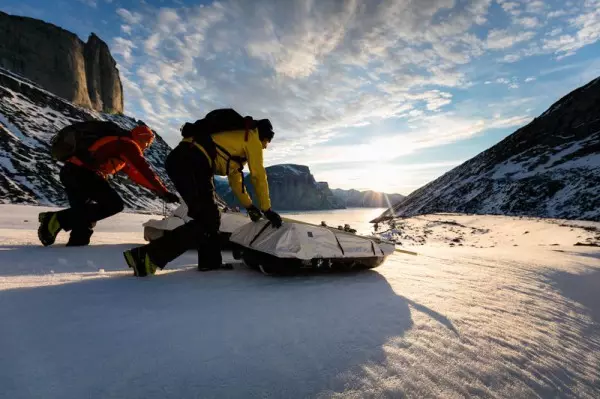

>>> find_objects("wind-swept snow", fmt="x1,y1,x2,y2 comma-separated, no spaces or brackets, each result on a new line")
0,205,599,398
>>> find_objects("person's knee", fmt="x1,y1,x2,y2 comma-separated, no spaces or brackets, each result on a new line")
106,195,124,215
188,207,220,232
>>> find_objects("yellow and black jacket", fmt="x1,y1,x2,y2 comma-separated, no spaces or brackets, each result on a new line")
183,128,271,211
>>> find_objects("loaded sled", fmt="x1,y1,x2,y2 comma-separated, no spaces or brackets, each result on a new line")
142,204,396,275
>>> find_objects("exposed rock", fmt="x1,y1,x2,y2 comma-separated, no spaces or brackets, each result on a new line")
216,164,346,210
332,188,405,208
0,11,123,114
84,33,124,114
373,76,600,222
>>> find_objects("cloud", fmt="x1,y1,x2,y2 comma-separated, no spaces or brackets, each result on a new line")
283,112,530,169
525,77,536,82
516,17,540,28
116,8,143,25
486,29,535,49
77,0,97,8
112,1,498,152
112,37,136,64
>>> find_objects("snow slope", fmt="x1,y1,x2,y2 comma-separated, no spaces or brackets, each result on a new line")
1,204,599,398
376,76,600,222
0,68,191,214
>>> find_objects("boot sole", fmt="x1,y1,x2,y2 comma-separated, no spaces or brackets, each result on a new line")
38,213,56,247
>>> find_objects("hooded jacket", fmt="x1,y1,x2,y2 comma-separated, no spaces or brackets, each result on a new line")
183,128,272,211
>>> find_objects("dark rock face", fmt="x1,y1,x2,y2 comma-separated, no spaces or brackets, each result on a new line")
0,68,230,213
84,33,124,114
0,12,123,114
332,188,405,208
216,164,346,211
374,76,600,222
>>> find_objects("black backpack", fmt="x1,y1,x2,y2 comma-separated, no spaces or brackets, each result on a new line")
180,108,256,140
50,120,132,163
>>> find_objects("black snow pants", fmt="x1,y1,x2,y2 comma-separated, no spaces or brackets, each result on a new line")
56,162,124,245
144,141,222,269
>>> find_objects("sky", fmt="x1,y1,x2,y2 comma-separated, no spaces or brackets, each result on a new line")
2,0,600,195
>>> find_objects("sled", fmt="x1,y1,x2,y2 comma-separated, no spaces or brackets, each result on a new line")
142,204,398,275
142,204,249,249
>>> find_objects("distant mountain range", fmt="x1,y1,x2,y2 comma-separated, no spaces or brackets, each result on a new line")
374,75,600,222
331,188,404,208
215,164,405,210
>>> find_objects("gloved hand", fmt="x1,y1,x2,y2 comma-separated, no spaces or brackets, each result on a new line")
161,192,180,204
264,208,282,228
246,205,262,222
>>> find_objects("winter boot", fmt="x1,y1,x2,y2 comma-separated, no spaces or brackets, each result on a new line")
38,212,62,246
123,246,159,277
66,228,93,247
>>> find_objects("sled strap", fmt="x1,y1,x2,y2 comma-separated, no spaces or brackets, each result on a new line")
249,222,272,246
334,234,345,255
370,241,377,256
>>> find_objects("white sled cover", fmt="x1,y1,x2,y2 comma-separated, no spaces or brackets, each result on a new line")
229,220,395,260
142,203,250,241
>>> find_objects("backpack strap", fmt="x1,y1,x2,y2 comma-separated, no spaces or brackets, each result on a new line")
213,142,248,193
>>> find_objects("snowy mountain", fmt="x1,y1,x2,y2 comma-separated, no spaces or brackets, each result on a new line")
332,188,405,208
374,76,600,222
216,164,346,210
0,67,204,214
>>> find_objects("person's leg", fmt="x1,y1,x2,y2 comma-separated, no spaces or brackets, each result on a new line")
38,163,92,246
124,143,221,276
54,163,124,246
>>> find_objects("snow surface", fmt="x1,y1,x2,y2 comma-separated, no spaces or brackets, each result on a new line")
1,205,599,398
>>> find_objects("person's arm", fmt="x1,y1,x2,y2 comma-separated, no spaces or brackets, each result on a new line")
117,139,169,195
245,132,271,211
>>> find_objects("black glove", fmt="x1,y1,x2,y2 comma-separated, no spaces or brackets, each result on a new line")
161,192,180,204
246,205,262,222
264,209,282,228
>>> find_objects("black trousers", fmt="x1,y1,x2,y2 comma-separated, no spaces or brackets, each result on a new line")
144,142,222,269
56,163,124,243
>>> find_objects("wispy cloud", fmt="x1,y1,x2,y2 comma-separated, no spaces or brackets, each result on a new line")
77,0,97,8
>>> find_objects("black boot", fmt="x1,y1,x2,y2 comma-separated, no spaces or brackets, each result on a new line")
66,228,93,247
123,246,159,277
38,212,62,246
197,231,227,271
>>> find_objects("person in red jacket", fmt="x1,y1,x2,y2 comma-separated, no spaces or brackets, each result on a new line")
38,121,179,247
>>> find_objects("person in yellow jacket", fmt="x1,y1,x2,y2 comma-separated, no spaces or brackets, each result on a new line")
123,114,282,277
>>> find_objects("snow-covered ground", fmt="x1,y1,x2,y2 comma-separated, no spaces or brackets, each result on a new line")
1,204,599,398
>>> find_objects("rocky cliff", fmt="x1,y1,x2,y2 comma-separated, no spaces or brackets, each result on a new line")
216,164,346,211
0,11,123,114
332,188,405,208
374,76,600,222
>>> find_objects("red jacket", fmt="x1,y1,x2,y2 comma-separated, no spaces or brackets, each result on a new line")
68,136,169,196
